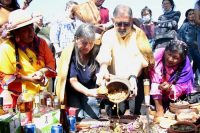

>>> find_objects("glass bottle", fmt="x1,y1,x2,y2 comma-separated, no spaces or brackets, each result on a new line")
143,79,150,105
45,98,53,112
0,97,6,116
33,94,42,118
1,85,13,112
40,87,54,107
60,105,69,133
53,96,60,110
17,84,34,126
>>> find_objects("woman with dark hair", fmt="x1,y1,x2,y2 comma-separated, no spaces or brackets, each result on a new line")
140,6,155,48
56,23,103,120
153,0,181,50
183,9,195,23
178,9,200,79
150,40,195,119
0,9,56,108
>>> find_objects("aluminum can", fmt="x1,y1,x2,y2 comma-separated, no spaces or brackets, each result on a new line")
24,123,36,133
68,116,76,132
51,124,63,133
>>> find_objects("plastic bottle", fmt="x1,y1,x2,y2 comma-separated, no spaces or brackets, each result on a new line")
0,85,13,112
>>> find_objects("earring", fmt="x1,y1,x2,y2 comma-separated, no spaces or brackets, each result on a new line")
15,37,20,42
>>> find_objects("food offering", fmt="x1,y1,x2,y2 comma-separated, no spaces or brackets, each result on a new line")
105,76,131,104
106,81,129,104
168,121,196,133
169,101,190,113
176,108,199,123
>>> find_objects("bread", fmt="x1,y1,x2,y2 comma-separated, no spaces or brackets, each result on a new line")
97,86,108,95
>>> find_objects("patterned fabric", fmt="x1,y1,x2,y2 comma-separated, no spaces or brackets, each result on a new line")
99,6,109,24
154,10,181,41
150,48,195,101
178,22,199,46
72,0,101,24
50,20,77,53
140,23,155,40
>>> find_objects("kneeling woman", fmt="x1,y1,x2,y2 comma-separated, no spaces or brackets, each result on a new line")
150,40,196,118
56,24,103,120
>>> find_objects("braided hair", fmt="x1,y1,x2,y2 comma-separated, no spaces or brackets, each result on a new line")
162,40,188,84
11,35,40,71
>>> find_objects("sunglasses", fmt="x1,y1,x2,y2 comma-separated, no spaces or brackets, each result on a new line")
115,22,131,27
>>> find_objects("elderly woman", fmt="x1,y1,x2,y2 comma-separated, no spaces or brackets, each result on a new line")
56,23,103,120
0,9,56,107
150,40,195,119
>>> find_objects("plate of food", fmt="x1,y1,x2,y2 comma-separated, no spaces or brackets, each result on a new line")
159,117,177,129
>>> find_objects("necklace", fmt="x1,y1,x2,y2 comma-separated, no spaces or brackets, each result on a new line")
24,50,34,64
77,56,89,72
78,61,86,71
20,46,34,64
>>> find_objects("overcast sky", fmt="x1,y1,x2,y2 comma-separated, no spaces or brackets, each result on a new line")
18,0,196,27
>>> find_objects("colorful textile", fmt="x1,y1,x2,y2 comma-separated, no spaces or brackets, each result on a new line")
72,0,101,24
140,23,155,40
0,36,56,95
50,20,77,54
99,6,109,24
150,48,195,100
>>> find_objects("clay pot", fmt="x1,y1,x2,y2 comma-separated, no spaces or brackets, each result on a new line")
169,102,190,113
167,121,196,133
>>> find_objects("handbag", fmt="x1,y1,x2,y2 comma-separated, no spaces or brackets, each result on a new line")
186,92,200,104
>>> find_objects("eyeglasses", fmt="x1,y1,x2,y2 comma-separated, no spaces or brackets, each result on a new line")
162,2,170,5
188,12,194,16
115,22,131,27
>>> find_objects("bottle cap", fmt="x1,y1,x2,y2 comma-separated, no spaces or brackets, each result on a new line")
68,107,77,116
60,105,65,109
3,85,8,90
0,97,3,105
143,79,150,85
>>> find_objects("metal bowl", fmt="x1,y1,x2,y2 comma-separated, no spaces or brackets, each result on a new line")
106,77,131,104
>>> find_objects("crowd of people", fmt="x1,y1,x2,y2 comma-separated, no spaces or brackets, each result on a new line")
0,0,200,123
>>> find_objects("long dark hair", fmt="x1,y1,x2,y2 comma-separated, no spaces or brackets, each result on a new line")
11,29,40,70
74,24,99,74
162,40,188,84
183,9,194,23
141,6,152,17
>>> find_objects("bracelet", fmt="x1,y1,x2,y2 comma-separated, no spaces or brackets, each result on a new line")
39,70,45,76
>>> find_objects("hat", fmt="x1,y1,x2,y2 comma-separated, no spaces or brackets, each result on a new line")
7,9,38,31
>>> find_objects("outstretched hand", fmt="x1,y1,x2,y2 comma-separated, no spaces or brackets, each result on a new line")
159,81,172,91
